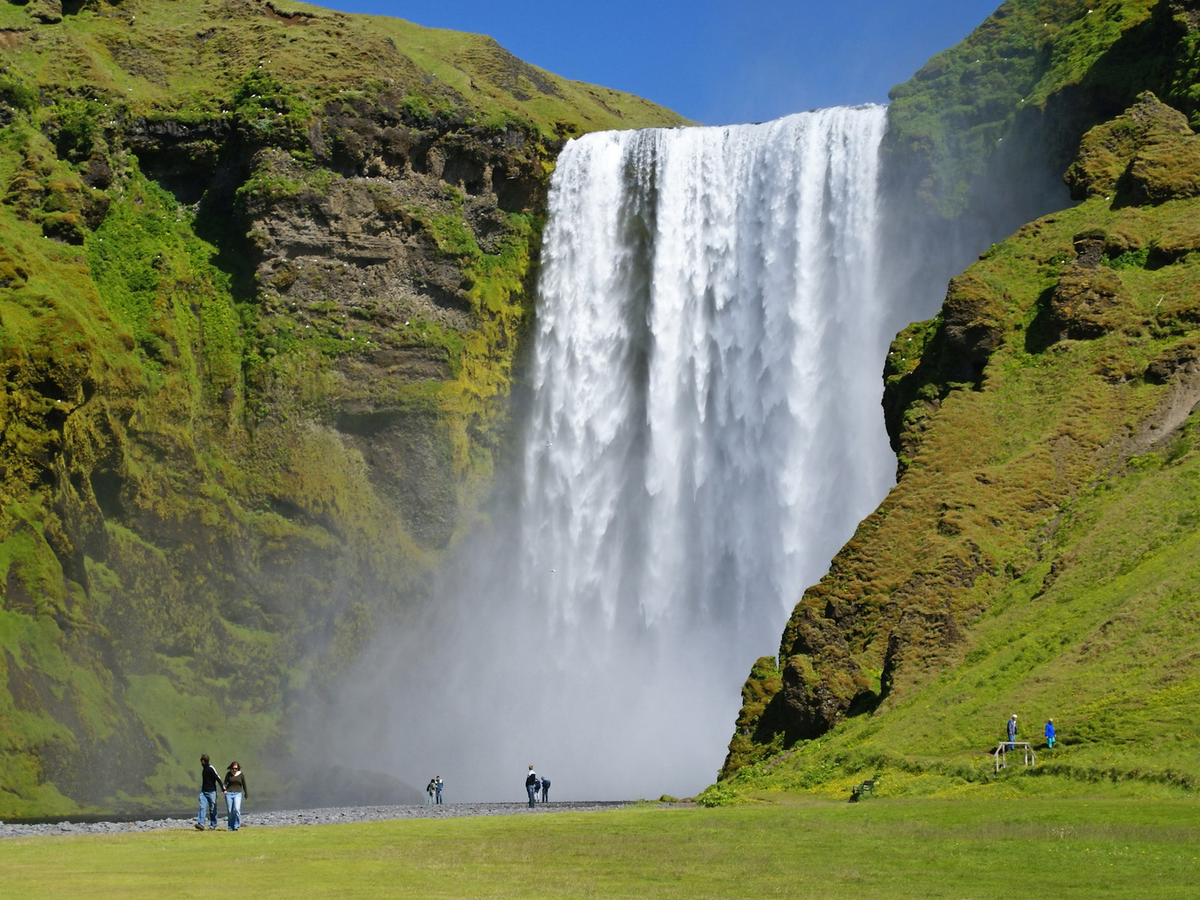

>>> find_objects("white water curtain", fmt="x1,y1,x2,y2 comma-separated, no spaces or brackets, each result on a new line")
524,106,891,648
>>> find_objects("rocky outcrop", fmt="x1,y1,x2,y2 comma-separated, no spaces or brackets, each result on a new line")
940,273,1008,381
1065,91,1200,205
1046,261,1130,341
27,0,62,25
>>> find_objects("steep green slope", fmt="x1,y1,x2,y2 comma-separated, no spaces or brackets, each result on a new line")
1,0,680,137
715,92,1200,802
0,0,685,815
884,0,1200,221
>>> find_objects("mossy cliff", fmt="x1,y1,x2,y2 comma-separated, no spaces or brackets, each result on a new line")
885,0,1200,223
719,3,1200,797
0,0,684,815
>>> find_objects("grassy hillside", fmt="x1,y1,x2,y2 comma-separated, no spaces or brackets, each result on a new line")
0,0,685,815
0,0,684,138
715,90,1200,802
884,0,1200,222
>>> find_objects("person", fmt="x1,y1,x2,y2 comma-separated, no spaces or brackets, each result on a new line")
525,765,538,808
426,778,436,805
195,753,226,831
540,775,551,803
224,761,248,831
434,776,444,804
1006,714,1018,746
1045,718,1056,749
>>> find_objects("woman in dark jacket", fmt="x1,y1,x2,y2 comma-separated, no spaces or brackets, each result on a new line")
224,761,248,831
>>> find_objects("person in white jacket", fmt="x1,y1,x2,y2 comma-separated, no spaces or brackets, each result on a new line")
525,766,538,807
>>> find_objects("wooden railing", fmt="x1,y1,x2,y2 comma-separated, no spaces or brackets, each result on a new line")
994,741,1036,772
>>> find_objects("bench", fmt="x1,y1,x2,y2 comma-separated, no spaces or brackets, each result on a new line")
850,775,881,802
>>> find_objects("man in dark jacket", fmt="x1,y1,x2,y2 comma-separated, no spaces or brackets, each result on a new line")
196,753,226,830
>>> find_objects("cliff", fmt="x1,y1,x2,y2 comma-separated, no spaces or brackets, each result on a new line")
718,0,1200,799
0,0,685,814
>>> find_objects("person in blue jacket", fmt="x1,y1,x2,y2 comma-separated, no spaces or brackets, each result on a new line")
1045,718,1056,749
1006,713,1018,746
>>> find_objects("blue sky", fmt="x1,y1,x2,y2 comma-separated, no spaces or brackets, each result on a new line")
317,1,1003,125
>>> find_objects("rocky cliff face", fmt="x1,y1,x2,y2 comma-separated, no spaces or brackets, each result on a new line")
719,1,1200,792
0,0,684,814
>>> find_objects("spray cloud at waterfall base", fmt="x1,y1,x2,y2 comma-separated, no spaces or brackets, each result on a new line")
314,106,911,801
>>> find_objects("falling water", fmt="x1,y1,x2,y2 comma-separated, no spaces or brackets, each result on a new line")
524,105,892,646
321,106,905,801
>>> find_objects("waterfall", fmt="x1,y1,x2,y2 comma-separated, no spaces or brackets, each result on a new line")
321,106,902,802
524,106,892,647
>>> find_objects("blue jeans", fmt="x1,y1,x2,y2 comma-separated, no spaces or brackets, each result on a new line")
198,791,218,828
526,785,537,807
227,791,243,830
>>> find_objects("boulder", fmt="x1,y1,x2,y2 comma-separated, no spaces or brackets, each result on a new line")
1047,265,1129,340
1065,92,1200,206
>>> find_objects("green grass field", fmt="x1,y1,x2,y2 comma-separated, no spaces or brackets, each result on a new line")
2,798,1197,899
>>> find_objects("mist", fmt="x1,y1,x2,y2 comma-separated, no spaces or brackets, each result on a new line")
303,104,1070,803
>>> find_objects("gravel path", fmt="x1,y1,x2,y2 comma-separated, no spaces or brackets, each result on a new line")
0,801,633,839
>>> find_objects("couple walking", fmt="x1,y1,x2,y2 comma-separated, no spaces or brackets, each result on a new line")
1006,713,1057,748
425,776,444,804
196,755,249,831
